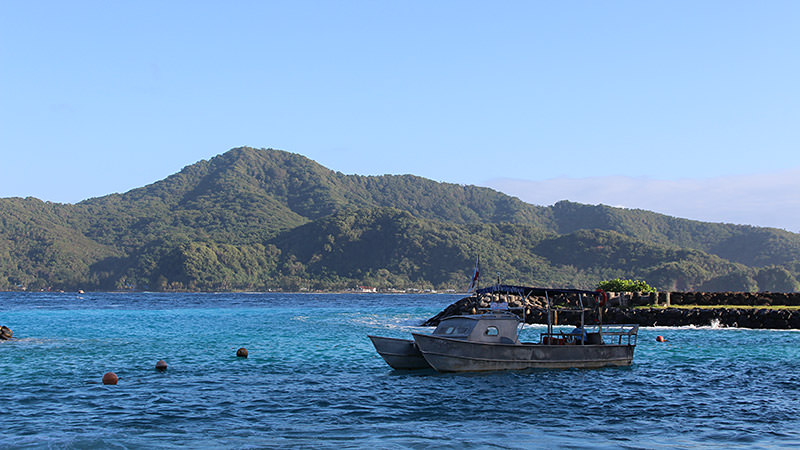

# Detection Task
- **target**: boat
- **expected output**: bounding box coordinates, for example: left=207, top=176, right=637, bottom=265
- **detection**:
left=369, top=285, right=639, bottom=372
left=367, top=335, right=431, bottom=370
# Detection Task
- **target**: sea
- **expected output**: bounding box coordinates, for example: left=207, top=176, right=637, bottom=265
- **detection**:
left=1, top=292, right=799, bottom=449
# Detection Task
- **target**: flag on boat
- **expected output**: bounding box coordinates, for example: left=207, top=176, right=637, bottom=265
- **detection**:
left=467, top=256, right=480, bottom=293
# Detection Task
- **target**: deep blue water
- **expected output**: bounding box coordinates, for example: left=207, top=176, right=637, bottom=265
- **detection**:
left=1, top=292, right=800, bottom=448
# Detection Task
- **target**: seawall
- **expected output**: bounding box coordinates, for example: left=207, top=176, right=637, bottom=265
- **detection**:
left=638, top=291, right=800, bottom=307
left=423, top=291, right=800, bottom=329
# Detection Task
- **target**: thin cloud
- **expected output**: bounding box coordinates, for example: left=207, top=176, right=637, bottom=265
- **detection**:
left=486, top=168, right=800, bottom=233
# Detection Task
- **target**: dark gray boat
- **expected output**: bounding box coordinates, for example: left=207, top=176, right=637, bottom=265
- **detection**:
left=371, top=285, right=639, bottom=372
left=367, top=335, right=431, bottom=370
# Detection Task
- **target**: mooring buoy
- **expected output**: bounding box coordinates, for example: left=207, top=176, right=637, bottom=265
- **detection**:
left=102, top=372, right=119, bottom=385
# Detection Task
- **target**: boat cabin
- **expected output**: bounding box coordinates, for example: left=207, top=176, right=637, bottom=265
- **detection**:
left=433, top=312, right=521, bottom=345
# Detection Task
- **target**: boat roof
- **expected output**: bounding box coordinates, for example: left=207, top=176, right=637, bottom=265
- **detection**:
left=442, top=312, right=521, bottom=322
left=476, top=284, right=602, bottom=298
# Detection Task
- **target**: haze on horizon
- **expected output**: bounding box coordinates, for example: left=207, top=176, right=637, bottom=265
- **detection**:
left=2, top=1, right=799, bottom=232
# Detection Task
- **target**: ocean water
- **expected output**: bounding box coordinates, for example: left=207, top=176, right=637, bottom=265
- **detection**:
left=1, top=292, right=799, bottom=449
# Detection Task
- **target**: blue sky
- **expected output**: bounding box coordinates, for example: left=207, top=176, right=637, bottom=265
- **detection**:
left=2, top=1, right=799, bottom=231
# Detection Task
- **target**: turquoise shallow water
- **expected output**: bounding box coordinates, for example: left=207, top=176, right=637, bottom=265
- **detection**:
left=1, top=292, right=800, bottom=448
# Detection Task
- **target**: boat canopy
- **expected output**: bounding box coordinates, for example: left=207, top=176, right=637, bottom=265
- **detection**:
left=475, top=285, right=608, bottom=339
left=475, top=284, right=603, bottom=299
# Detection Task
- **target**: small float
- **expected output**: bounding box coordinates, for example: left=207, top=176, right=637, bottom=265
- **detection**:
left=369, top=285, right=639, bottom=372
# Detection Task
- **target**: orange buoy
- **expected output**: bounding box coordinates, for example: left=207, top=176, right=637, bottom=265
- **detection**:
left=656, top=335, right=666, bottom=342
left=155, top=360, right=168, bottom=371
left=236, top=347, right=248, bottom=358
left=102, top=372, right=119, bottom=385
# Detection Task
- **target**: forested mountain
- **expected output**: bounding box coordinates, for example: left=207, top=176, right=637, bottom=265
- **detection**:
left=1, top=147, right=799, bottom=292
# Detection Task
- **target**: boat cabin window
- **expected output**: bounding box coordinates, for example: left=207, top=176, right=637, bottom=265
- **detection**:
left=485, top=326, right=499, bottom=336
left=439, top=326, right=471, bottom=335
left=433, top=320, right=475, bottom=336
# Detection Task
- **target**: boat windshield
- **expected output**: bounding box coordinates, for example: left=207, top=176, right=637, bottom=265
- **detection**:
left=433, top=319, right=475, bottom=336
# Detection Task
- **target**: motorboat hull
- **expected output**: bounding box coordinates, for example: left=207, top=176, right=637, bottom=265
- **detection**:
left=368, top=335, right=432, bottom=370
left=412, top=333, right=634, bottom=372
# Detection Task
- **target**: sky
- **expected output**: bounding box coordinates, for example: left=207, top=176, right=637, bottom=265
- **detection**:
left=1, top=1, right=799, bottom=231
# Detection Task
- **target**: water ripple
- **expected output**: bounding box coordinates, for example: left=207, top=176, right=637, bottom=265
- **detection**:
left=2, top=292, right=800, bottom=447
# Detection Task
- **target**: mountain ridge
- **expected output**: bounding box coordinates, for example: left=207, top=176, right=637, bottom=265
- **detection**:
left=1, top=146, right=798, bottom=292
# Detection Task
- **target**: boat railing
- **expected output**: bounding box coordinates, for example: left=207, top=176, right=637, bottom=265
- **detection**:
left=476, top=305, right=525, bottom=313
left=539, top=324, right=639, bottom=346
left=588, top=324, right=639, bottom=346
left=475, top=304, right=528, bottom=335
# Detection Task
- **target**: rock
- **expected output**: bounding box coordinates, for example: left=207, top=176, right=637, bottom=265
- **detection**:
left=155, top=360, right=168, bottom=371
left=788, top=312, right=800, bottom=328
left=0, top=325, right=12, bottom=340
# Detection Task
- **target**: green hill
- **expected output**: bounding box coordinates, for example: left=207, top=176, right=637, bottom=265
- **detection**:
left=1, top=146, right=798, bottom=292
left=547, top=201, right=800, bottom=267
left=0, top=198, right=120, bottom=289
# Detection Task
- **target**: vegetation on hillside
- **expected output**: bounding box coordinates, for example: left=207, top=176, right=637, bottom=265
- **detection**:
left=1, top=147, right=799, bottom=292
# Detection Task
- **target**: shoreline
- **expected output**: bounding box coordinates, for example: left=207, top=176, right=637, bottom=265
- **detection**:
left=0, top=289, right=460, bottom=295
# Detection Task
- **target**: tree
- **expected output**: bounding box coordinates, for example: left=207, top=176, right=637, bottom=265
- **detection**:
left=598, top=278, right=656, bottom=293
left=755, top=266, right=800, bottom=292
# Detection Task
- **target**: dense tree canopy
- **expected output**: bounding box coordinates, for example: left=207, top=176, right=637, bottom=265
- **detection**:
left=1, top=147, right=799, bottom=292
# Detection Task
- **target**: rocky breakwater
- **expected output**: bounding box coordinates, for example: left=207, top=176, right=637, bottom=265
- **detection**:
left=601, top=306, right=800, bottom=329
left=665, top=291, right=800, bottom=307
left=423, top=292, right=800, bottom=329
